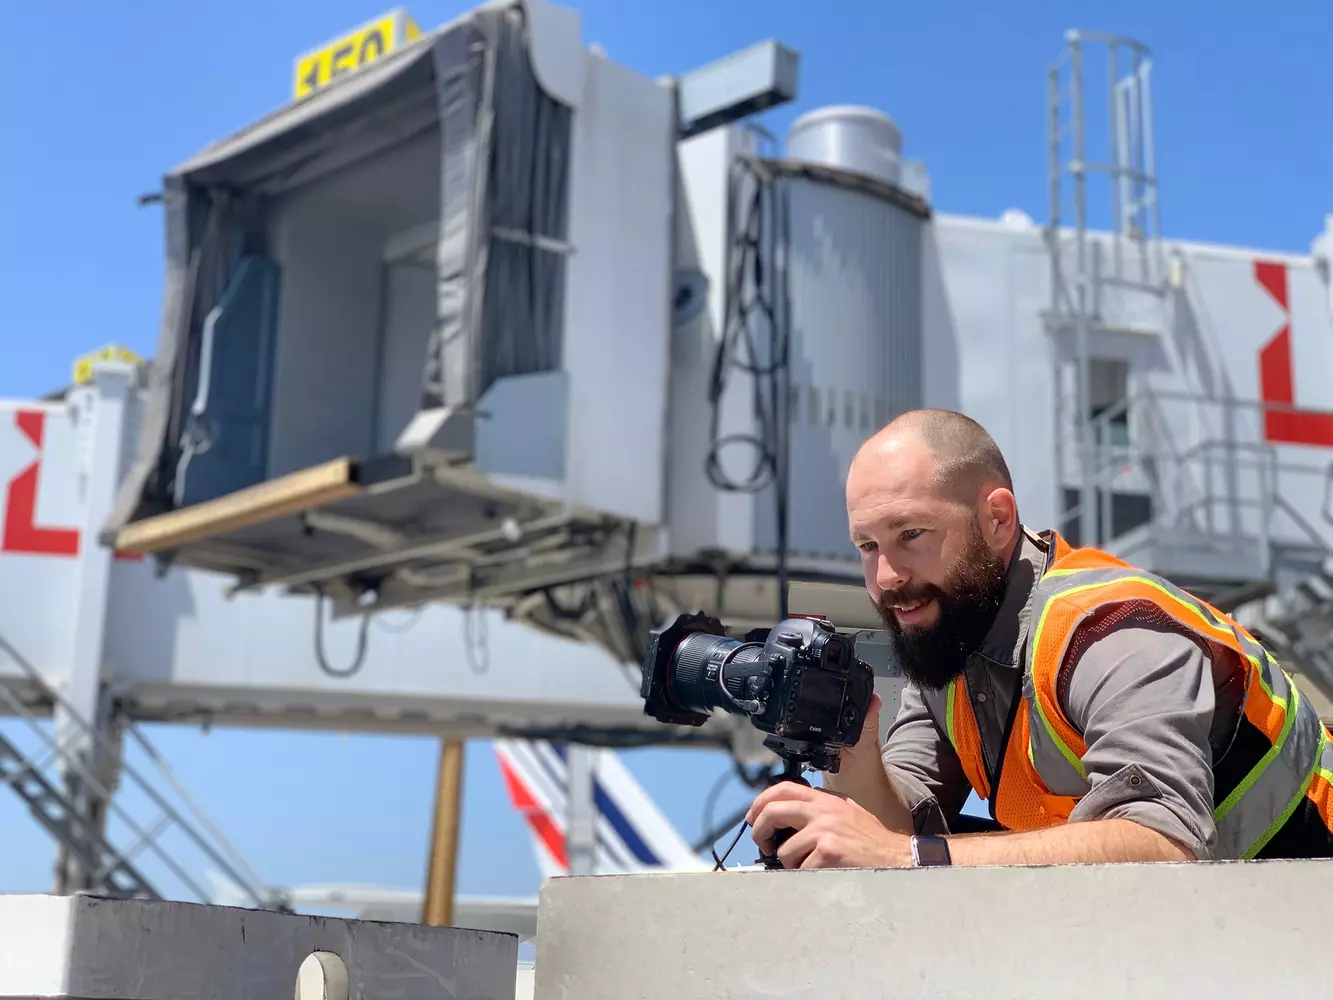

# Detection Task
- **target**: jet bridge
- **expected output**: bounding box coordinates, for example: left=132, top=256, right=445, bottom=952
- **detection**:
left=103, top=0, right=932, bottom=664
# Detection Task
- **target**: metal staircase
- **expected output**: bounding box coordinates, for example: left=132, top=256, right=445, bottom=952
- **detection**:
left=0, top=633, right=285, bottom=909
left=0, top=732, right=157, bottom=898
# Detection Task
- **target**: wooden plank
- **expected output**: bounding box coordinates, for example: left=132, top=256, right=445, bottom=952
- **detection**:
left=115, top=458, right=360, bottom=555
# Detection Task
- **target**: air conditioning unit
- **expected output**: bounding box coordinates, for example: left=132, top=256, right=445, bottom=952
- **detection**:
left=104, top=0, right=930, bottom=664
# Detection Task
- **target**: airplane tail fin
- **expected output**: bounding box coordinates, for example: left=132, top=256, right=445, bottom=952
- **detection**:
left=494, top=739, right=707, bottom=877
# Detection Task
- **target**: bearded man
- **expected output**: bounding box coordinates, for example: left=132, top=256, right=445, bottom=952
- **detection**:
left=747, top=408, right=1333, bottom=868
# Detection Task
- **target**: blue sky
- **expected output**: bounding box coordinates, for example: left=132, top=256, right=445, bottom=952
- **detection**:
left=0, top=1, right=1329, bottom=901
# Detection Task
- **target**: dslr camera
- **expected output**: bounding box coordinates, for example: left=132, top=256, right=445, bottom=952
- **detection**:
left=639, top=611, right=876, bottom=773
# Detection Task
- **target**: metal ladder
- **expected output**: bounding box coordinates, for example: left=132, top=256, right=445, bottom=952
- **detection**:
left=0, top=632, right=285, bottom=909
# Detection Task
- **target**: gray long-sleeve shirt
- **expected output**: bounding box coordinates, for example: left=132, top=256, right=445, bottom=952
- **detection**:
left=880, top=527, right=1222, bottom=859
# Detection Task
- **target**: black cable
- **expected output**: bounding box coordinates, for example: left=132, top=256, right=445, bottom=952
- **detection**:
left=699, top=766, right=735, bottom=844
left=614, top=523, right=647, bottom=665
left=704, top=757, right=798, bottom=871
left=774, top=172, right=793, bottom=621
left=705, top=157, right=786, bottom=494
left=712, top=821, right=749, bottom=871
left=705, top=156, right=793, bottom=621
left=312, top=591, right=369, bottom=679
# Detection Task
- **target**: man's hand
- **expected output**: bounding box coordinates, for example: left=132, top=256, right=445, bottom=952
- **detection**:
left=835, top=691, right=884, bottom=772
left=819, top=691, right=919, bottom=835
left=745, top=780, right=913, bottom=869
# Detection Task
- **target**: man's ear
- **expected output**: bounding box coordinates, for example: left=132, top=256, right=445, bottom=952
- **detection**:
left=981, top=487, right=1019, bottom=551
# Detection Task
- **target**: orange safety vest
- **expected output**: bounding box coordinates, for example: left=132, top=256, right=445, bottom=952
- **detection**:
left=940, top=530, right=1333, bottom=859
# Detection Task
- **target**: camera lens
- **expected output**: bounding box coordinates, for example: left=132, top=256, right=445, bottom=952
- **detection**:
left=668, top=633, right=769, bottom=715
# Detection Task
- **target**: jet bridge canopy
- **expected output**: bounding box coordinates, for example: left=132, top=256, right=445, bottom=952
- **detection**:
left=103, top=0, right=678, bottom=624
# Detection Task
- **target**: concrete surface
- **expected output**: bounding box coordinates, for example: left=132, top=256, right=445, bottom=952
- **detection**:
left=534, top=861, right=1333, bottom=999
left=0, top=893, right=517, bottom=1000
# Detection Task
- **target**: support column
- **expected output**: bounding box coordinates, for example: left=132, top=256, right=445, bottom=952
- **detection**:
left=53, top=363, right=135, bottom=893
left=565, top=745, right=597, bottom=876
left=422, top=739, right=465, bottom=925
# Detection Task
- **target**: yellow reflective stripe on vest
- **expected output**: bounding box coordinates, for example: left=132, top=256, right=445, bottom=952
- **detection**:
left=1241, top=714, right=1329, bottom=860
left=1215, top=653, right=1290, bottom=824
left=944, top=678, right=957, bottom=746
left=1026, top=566, right=1323, bottom=858
left=1028, top=570, right=1265, bottom=773
left=1317, top=734, right=1333, bottom=790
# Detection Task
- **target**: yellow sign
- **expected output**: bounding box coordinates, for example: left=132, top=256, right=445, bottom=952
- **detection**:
left=292, top=8, right=423, bottom=101
left=72, top=345, right=143, bottom=386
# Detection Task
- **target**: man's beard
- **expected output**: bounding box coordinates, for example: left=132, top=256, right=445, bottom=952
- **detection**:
left=873, top=522, right=1009, bottom=691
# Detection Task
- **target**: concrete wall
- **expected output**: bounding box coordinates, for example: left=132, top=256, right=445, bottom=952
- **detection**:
left=0, top=893, right=517, bottom=1000
left=535, top=861, right=1333, bottom=999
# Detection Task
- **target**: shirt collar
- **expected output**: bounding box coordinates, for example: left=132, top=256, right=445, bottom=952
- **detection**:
left=974, top=524, right=1049, bottom=666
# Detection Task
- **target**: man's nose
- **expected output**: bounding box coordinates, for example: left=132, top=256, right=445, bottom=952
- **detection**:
left=876, top=554, right=908, bottom=595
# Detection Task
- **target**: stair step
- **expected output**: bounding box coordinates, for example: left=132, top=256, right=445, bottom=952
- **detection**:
left=0, top=732, right=161, bottom=900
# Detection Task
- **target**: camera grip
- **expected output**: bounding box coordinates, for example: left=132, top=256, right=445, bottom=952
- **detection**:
left=758, top=825, right=797, bottom=869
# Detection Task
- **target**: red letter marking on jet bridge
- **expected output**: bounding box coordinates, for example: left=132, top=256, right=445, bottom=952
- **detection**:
left=2, top=409, right=80, bottom=557
left=1256, top=259, right=1333, bottom=447
left=0, top=408, right=141, bottom=561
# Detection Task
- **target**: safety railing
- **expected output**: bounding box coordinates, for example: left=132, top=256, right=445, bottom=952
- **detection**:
left=0, top=629, right=283, bottom=908
left=1058, top=387, right=1333, bottom=565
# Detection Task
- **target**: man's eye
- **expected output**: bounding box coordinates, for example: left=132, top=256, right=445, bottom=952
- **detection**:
left=857, top=540, right=877, bottom=553
left=901, top=528, right=923, bottom=542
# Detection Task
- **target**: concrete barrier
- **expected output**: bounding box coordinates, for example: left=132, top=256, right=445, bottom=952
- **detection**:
left=534, top=861, right=1333, bottom=999
left=0, top=893, right=517, bottom=999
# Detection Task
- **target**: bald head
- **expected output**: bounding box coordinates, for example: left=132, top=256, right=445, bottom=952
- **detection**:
left=853, top=409, right=1013, bottom=508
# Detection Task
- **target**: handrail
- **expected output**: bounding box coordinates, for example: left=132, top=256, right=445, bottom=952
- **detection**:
left=0, top=631, right=277, bottom=907
left=1057, top=386, right=1333, bottom=557
left=0, top=670, right=203, bottom=901
left=123, top=725, right=273, bottom=901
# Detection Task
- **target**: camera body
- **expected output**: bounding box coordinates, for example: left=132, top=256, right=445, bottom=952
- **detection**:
left=640, top=611, right=875, bottom=772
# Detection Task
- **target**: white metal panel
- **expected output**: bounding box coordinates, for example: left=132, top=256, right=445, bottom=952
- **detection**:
left=509, top=49, right=675, bottom=526
left=518, top=0, right=587, bottom=109
left=0, top=398, right=85, bottom=686
left=926, top=216, right=1060, bottom=529
left=102, top=561, right=652, bottom=732
left=485, top=48, right=675, bottom=527
left=665, top=126, right=760, bottom=558
left=925, top=214, right=1333, bottom=559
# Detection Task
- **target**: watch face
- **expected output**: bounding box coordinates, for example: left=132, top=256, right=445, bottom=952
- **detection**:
left=913, top=837, right=951, bottom=867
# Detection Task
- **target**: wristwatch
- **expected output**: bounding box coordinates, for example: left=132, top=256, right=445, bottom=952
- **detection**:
left=909, top=835, right=952, bottom=867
